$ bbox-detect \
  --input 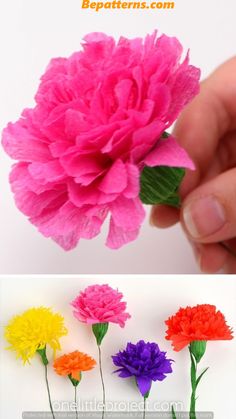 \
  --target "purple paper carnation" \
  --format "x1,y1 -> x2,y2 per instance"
112,340 -> 173,397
